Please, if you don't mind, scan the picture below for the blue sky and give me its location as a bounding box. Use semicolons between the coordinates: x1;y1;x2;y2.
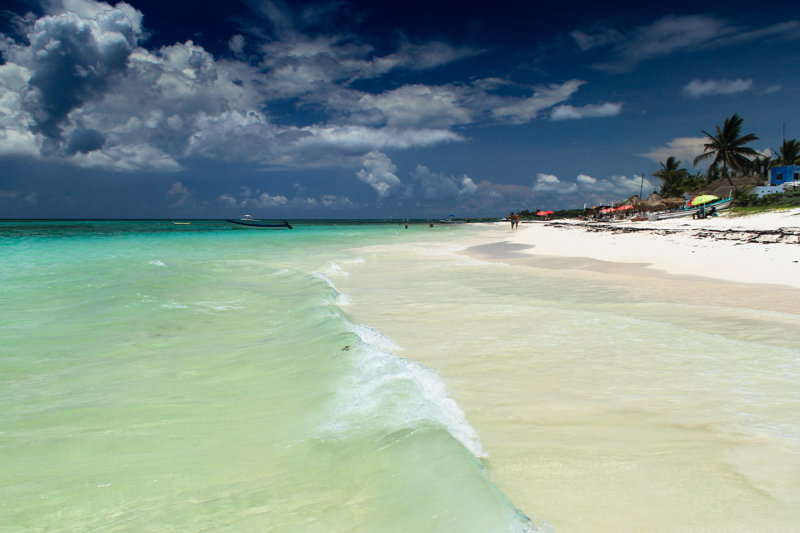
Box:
1;0;798;218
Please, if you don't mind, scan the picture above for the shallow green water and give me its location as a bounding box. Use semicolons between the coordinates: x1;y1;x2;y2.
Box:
0;221;534;533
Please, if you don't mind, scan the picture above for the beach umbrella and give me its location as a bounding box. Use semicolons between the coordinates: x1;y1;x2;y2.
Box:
543;210;555;215
616;205;634;211
689;195;718;206
536;211;547;216
600;208;615;213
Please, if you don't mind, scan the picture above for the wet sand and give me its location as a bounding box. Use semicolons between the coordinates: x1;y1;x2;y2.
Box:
336;217;800;532
461;240;800;316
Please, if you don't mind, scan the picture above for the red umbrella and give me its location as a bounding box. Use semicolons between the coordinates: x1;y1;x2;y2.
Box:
600;208;614;213
616;205;634;211
536;211;548;216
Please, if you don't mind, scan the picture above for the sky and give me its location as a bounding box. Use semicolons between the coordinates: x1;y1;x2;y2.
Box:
1;0;798;218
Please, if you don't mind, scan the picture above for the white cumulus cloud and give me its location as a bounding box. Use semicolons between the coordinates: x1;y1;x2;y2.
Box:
356;151;402;197
0;0;615;179
533;173;578;194
491;80;585;123
681;79;753;97
411;165;477;200
639;137;708;165
550;102;622;120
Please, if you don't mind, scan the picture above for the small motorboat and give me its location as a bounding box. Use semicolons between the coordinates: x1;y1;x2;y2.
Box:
439;215;469;224
653;197;733;220
227;215;293;229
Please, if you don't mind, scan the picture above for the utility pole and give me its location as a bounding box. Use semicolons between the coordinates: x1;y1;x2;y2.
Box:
639;171;645;198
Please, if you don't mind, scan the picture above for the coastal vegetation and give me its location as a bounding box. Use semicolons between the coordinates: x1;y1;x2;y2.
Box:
651;157;707;197
518;208;584;219
772;139;800;165
518;114;795;217
693;114;760;186
650;115;799;203
649;115;767;198
730;185;759;206
751;187;800;208
652;157;689;197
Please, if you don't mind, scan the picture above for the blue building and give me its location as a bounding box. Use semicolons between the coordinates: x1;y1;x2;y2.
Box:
770;165;800;186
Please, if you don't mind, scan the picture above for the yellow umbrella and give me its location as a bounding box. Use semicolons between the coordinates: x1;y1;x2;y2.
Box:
689;195;718;206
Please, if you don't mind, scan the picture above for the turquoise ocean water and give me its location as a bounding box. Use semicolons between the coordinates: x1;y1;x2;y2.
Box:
0;221;535;533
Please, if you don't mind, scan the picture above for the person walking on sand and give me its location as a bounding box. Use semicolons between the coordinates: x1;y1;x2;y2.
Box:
404;221;408;229
509;213;515;229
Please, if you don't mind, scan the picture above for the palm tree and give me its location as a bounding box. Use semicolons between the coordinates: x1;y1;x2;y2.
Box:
693;114;760;186
682;171;706;193
652;156;689;197
750;155;773;179
771;139;800;165
731;185;759;206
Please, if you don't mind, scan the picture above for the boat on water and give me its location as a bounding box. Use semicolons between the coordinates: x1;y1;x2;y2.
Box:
439;215;469;224
227;215;293;229
653;197;733;220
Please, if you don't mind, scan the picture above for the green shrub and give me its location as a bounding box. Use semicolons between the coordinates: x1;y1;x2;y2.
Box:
754;187;800;208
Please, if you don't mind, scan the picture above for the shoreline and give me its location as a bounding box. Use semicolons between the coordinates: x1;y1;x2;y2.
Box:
335;218;800;532
460;211;800;316
478;209;800;290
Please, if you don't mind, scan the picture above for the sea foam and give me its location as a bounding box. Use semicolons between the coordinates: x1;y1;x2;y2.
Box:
318;316;487;459
314;263;486;458
313;271;353;306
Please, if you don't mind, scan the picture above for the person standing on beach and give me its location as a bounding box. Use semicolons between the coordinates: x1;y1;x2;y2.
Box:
509;213;515;229
405;221;408;229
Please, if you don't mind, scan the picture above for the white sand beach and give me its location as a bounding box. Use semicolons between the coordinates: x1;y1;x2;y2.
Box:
336;211;800;533
498;209;800;290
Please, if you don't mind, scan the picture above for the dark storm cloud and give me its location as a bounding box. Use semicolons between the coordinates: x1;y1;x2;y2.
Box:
12;9;138;138
0;0;621;177
8;0;771;217
65;127;105;154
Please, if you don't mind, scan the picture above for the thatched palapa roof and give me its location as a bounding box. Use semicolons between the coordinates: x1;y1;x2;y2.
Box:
663;197;687;208
697;176;765;198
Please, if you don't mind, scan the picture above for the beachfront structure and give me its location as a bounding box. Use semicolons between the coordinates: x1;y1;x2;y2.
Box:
697;175;764;198
769;165;800;186
754;185;788;197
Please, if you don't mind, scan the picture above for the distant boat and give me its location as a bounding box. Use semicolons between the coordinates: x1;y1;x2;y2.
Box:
227;215;293;229
173;222;190;225
439;215;469;224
